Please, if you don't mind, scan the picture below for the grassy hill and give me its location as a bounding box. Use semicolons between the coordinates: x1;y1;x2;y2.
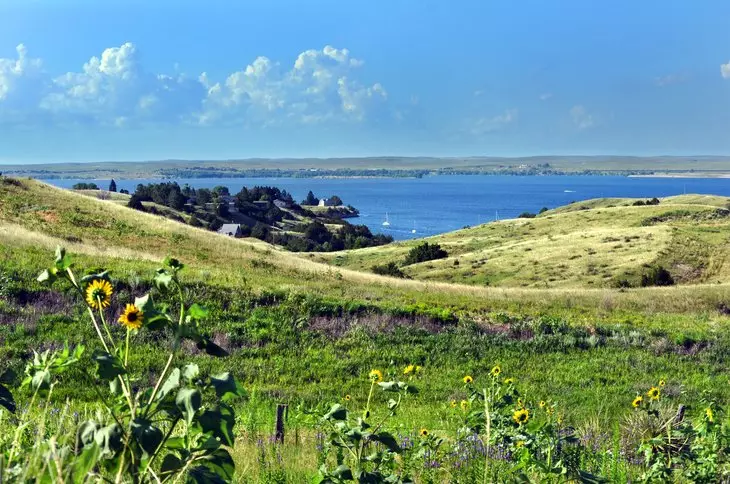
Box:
3;176;730;480
319;194;730;288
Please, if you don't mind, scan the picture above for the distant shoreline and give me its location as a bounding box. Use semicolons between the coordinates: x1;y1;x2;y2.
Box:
629;173;730;179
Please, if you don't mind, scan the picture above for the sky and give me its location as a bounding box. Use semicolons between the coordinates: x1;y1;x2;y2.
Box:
1;0;730;163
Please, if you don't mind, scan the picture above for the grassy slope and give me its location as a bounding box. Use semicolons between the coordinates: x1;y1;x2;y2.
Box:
4;178;730;479
319;195;730;288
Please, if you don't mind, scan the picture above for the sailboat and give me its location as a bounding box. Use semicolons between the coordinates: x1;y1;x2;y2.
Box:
382;212;391;226
411;221;416;234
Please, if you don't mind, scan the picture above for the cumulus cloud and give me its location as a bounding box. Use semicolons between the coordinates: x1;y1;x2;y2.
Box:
470;109;518;135
721;62;730;79
200;44;386;125
0;42;387;127
570;105;594;129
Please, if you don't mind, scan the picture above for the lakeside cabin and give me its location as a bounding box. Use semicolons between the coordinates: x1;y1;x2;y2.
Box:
318;198;339;207
218;224;243;237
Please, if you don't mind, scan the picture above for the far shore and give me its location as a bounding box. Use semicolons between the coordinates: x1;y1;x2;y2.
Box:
628;173;730;179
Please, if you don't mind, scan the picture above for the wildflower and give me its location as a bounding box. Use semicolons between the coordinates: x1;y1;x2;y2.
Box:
118;304;143;330
416;365;423;372
513;408;529;425
403;365;416;376
516;440;525;448
706;407;714;423
632;395;643;408
463;375;473;384
490;365;501;377
450;400;457;408
504;378;514;385
658;379;666;387
85;279;113;309
647;387;660;401
460;400;469;411
539;401;546;408
419;428;429;437
369;369;383;383
344;395;351;401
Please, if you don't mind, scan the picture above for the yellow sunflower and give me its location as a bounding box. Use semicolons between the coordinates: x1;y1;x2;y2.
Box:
463;375;473;384
658;379;666;387
706;407;714;423
85;279;113;309
403;365;416;376
369;369;383;383
460;400;469;411
490;365;501;377
118;304;143;330
513;408;529;425
515;440;525;448
632;395;643;408
419;428;429;437
647;387;661;401
539;401;546;408
504;378;514;385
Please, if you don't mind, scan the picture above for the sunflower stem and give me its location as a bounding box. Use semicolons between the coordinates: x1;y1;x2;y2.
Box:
483;388;490;484
97;297;117;352
124;328;130;367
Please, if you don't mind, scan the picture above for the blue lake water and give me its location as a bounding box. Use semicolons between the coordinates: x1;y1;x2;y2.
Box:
46;176;730;240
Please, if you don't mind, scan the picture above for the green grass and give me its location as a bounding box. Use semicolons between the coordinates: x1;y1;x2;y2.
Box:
319;195;730;289
3;176;730;480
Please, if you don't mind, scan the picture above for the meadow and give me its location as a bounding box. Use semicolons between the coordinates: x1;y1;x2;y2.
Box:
2;177;730;481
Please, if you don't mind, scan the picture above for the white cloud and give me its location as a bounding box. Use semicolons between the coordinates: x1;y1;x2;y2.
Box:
721;62;730;79
470;109;518;135
655;73;688;86
570;105;594;129
201;44;385;125
539;92;552;101
0;42;386;127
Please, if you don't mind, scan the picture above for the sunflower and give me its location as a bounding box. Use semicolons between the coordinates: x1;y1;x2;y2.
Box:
460;400;469;411
515;440;525;448
539;401;546;408
85;279;113;309
504;378;514;385
450;399;457;408
632;395;643;408
706;407;714;423
490;365;501;377
369;369;383;383
344;394;351;401
647;387;661;401
419;428;429;437
513;408;529;425
118;304;143;330
403;365;416;376
463;375;473;384
658;379;666;387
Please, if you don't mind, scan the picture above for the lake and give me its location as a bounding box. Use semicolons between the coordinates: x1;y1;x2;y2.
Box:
46;175;730;240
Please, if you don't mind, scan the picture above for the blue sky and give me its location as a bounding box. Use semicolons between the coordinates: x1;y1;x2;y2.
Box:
1;0;730;162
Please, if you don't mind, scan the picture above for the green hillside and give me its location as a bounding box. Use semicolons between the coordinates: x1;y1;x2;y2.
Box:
3;176;730;481
319;194;730;288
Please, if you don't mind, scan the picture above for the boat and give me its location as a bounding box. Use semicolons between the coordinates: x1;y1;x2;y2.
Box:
411;221;416;234
564;190;576;193
382;212;391;226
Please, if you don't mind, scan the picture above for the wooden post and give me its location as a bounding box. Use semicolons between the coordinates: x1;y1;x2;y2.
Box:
275;404;288;444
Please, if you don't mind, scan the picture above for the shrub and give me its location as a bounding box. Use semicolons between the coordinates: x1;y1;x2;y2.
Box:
518;212;536;219
403;242;448;266
72;182;99;190
371;262;407;278
641;266;674;287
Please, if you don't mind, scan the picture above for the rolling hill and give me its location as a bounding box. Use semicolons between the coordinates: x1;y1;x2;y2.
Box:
317;194;730;289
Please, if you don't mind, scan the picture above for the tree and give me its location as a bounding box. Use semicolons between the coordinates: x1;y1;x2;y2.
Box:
329;195;343;206
127;194;144;210
166;190;187;210
304;221;331;244
108;179;117;192
197;188;212;205
403;242;448;266
251;222;270;241
119;189;129;195
72;182;99;190
212;185;230;197
302;191;319;206
188;215;203;227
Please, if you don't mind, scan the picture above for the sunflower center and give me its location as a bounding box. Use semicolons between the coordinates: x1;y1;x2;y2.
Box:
127;312;138;322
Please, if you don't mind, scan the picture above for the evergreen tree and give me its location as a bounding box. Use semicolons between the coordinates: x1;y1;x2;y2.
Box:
108;179;117;192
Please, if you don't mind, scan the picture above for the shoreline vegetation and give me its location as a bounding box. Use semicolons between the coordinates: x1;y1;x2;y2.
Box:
3;155;730;179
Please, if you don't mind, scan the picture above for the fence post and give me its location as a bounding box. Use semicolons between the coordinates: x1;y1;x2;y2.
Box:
275;403;288;444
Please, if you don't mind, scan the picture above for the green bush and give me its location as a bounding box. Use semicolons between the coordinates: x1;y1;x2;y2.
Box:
403;242;448;266
371;262;407;278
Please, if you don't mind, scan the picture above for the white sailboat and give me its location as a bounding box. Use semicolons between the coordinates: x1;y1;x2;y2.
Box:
411;221;416;234
382;212;391;226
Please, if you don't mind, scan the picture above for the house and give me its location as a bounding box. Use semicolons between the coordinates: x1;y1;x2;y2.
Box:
217;224;242;237
273;199;291;209
253;200;271;209
318;198;338;207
